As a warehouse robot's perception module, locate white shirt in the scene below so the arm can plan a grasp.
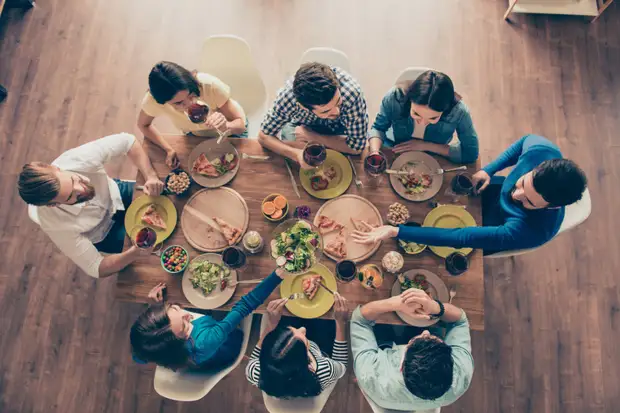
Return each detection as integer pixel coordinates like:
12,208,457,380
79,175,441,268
35,133,136,278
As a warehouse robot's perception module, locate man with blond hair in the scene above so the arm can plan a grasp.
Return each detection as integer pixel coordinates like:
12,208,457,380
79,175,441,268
18,133,164,278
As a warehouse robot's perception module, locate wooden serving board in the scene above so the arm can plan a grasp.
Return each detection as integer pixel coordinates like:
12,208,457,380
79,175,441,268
313,195,383,263
181,188,249,252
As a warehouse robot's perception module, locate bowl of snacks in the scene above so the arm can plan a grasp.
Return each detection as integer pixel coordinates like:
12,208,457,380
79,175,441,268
160,245,189,274
165,169,192,196
358,264,384,289
387,202,410,226
398,240,427,255
382,251,404,274
262,194,289,222
270,219,322,275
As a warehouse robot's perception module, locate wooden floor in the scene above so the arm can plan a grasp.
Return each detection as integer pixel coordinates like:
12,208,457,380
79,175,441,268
1,1,619,412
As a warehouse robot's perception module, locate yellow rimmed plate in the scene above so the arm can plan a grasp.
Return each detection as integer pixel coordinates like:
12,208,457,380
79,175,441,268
423,205,477,258
124,195,177,244
299,150,352,199
280,263,337,319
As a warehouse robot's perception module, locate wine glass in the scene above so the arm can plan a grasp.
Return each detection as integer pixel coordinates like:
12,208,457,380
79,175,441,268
186,99,229,142
364,150,388,185
129,226,163,255
302,142,327,168
335,260,357,283
222,246,248,273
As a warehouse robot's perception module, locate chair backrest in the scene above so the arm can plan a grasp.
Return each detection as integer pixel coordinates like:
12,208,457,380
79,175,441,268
394,67,433,85
486,188,592,258
200,35,267,119
28,204,40,225
300,47,351,73
153,311,254,401
361,390,440,413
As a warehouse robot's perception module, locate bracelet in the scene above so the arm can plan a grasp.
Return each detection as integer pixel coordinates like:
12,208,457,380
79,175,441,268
430,300,445,320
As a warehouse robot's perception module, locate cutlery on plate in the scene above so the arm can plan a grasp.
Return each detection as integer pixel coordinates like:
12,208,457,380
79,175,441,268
449,286,457,303
385,169,410,176
216,128,231,145
284,159,301,198
183,205,224,234
287,293,304,300
242,153,270,161
430,165,467,176
228,278,264,287
347,155,363,188
318,281,335,295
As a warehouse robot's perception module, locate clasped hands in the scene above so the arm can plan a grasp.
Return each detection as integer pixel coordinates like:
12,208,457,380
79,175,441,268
390,288,441,320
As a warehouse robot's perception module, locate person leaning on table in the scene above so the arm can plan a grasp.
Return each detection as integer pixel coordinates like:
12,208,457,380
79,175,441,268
258,62,369,169
137,61,248,169
354,134,587,254
367,69,479,164
351,289,474,411
130,269,286,371
17,132,164,278
245,294,349,398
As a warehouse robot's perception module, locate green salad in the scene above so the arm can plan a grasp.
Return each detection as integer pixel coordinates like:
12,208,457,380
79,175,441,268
189,260,231,296
271,221,320,273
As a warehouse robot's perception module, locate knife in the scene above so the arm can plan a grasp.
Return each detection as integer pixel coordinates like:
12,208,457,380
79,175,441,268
183,205,224,234
318,280,335,295
284,159,301,198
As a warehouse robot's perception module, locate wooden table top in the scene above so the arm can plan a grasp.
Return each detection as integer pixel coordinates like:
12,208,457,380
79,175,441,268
116,137,484,330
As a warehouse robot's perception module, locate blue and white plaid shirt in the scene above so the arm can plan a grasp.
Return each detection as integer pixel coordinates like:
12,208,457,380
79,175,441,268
260,67,369,151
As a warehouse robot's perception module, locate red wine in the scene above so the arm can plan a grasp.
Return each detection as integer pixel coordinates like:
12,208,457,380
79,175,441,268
446,252,469,276
336,260,357,282
222,247,247,269
451,174,473,195
303,143,327,167
187,102,209,124
135,227,156,248
364,153,387,175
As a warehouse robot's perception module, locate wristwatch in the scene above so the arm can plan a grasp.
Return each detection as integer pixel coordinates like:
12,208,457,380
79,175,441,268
430,300,445,320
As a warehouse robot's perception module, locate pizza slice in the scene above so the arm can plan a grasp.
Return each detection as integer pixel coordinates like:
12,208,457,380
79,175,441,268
302,273,322,300
192,153,220,177
141,204,167,230
350,218,377,233
212,217,242,245
316,215,345,235
324,228,347,259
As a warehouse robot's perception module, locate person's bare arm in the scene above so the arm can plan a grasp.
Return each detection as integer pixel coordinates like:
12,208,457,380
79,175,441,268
258,131,305,163
218,99,246,135
296,126,362,155
98,246,142,278
137,110,180,168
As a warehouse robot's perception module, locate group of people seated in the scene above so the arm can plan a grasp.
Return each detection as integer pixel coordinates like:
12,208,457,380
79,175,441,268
15,57,588,410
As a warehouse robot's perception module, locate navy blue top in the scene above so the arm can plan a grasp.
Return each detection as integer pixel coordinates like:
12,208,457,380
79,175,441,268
398,135,565,252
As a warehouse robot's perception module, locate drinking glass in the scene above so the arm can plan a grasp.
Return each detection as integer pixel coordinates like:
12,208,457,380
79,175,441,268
451,173,474,196
302,142,327,168
335,260,357,283
364,150,388,185
445,252,469,276
222,246,248,272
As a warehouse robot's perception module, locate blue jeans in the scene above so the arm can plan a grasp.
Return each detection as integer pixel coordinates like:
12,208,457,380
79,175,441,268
94,180,135,254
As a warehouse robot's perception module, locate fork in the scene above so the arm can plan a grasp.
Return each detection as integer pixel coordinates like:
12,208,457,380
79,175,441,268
228,278,264,287
242,153,270,161
430,166,467,176
215,127,231,144
449,286,457,303
287,293,304,300
347,155,363,188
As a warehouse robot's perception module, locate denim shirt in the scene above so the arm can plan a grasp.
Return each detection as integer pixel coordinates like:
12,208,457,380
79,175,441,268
370,87,479,163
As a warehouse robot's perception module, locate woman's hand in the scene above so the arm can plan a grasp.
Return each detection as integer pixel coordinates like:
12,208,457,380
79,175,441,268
472,170,491,194
148,282,166,303
393,139,428,154
205,112,227,131
351,225,399,245
165,149,180,169
333,293,350,323
264,298,289,334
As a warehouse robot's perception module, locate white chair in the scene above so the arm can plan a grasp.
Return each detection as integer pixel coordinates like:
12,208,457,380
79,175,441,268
200,35,267,137
361,390,440,413
300,47,351,73
153,311,254,402
486,188,592,258
28,204,40,225
259,315,337,413
394,67,433,84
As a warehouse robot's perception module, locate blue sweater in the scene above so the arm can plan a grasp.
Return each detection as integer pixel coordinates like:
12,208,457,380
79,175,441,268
398,135,565,252
186,271,282,367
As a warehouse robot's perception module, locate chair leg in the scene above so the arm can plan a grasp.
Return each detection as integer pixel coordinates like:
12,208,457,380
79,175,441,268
503,0,519,20
0,84,6,103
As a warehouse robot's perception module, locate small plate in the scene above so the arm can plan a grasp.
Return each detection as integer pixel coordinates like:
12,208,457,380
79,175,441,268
389,151,442,202
188,140,240,188
423,205,477,258
280,263,337,319
124,195,177,244
390,269,449,327
299,150,353,199
182,253,238,309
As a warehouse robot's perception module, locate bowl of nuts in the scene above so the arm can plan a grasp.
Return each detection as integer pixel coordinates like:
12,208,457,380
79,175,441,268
165,169,192,196
387,202,410,226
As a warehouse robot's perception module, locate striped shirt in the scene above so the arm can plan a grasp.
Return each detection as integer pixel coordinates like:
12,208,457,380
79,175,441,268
260,67,369,151
246,339,348,392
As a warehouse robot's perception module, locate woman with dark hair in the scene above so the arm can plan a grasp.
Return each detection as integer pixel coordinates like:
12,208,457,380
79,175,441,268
246,294,349,398
131,268,285,370
137,61,248,168
368,70,479,164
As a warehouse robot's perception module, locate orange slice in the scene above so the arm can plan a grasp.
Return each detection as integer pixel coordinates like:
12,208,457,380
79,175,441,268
262,201,276,216
273,195,288,210
271,208,284,220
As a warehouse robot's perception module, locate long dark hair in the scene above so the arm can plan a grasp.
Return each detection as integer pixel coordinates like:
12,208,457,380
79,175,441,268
259,327,322,398
130,302,192,370
400,70,461,118
148,61,201,104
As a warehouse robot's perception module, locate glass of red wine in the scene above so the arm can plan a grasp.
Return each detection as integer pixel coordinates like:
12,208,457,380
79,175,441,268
336,260,357,283
222,246,248,272
129,226,163,255
364,150,388,185
445,252,469,276
186,100,210,124
302,142,327,168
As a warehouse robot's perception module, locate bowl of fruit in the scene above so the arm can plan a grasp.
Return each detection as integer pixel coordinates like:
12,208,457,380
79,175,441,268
160,245,189,274
262,194,289,222
164,169,192,196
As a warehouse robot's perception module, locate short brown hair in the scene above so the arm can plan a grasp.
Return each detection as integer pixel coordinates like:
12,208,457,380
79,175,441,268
18,162,61,206
293,62,340,109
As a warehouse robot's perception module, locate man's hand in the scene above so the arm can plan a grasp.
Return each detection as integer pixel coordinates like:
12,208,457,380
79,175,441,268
351,225,399,245
205,112,227,131
264,298,288,334
143,175,164,196
401,288,441,315
393,139,428,154
472,170,491,194
148,282,166,303
333,293,350,323
294,148,314,170
165,149,180,169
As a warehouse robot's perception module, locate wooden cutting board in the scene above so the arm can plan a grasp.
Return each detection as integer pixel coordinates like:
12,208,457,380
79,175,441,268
313,195,383,263
181,188,249,252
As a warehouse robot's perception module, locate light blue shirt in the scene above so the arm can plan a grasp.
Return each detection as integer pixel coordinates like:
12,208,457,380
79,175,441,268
371,87,479,163
350,307,474,411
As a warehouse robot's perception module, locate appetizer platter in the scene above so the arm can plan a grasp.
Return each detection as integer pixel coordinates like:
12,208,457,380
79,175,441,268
188,140,240,188
299,150,352,199
390,269,449,327
280,263,337,319
270,219,322,275
124,195,177,244
389,151,442,202
182,253,237,309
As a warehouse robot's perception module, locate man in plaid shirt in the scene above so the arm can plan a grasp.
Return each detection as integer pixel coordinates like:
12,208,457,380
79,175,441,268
259,62,369,168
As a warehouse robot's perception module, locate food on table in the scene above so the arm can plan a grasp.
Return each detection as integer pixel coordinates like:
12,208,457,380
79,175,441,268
301,273,323,300
262,195,288,221
242,231,264,254
382,251,404,274
270,220,320,273
398,239,426,254
273,195,287,210
213,217,243,245
161,246,188,273
387,202,410,226
324,228,347,259
398,273,433,297
166,171,191,194
310,165,338,191
293,205,312,220
141,204,167,230
358,264,384,289
192,152,238,178
350,218,376,233
189,259,231,296
262,201,276,216
316,215,345,235
398,162,433,194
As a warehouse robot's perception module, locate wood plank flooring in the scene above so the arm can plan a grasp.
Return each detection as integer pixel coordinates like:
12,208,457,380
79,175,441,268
1,1,619,412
